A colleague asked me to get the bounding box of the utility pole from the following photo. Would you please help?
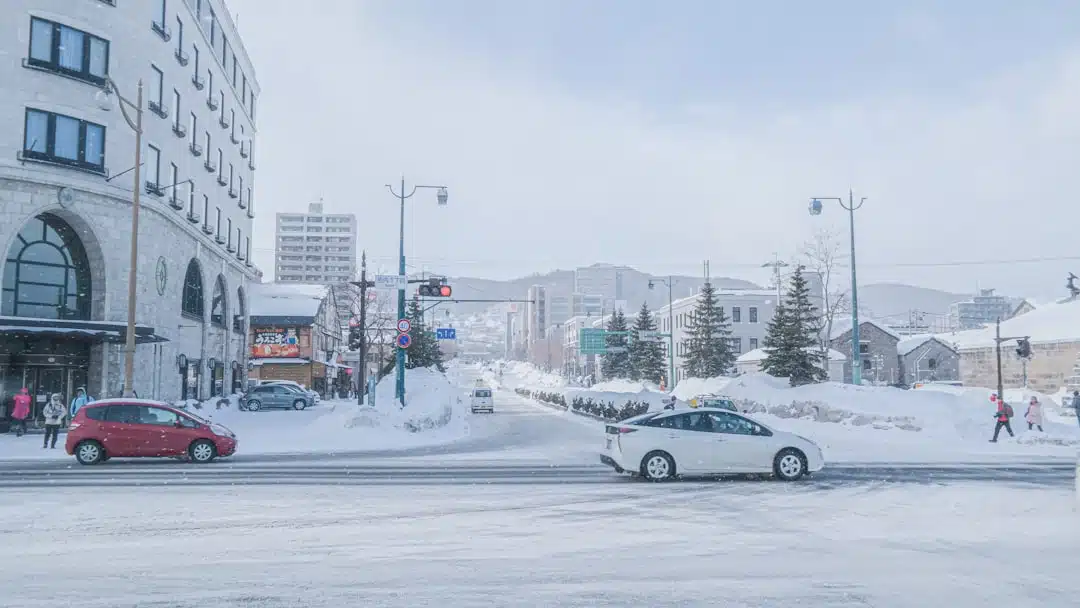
[350,251,375,406]
[761,255,789,305]
[995,317,1032,402]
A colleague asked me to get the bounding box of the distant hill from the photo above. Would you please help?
[856,283,1022,326]
[444,265,759,315]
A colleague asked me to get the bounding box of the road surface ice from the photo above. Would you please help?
[1,479,1077,608]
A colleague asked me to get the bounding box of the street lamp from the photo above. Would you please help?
[809,190,866,385]
[387,178,448,406]
[648,277,676,392]
[98,76,144,397]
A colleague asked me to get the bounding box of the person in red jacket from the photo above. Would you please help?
[11,388,32,438]
[990,399,1015,442]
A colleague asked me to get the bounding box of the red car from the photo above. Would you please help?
[65,399,237,465]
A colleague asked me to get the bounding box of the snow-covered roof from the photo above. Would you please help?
[737,347,846,363]
[896,334,958,356]
[828,316,902,341]
[248,282,329,318]
[949,296,1080,350]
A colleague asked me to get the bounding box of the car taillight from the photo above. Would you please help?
[617,427,637,434]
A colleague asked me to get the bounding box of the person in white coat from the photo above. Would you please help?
[1024,396,1044,432]
[42,393,66,449]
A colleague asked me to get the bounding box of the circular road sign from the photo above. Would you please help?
[397,318,412,333]
[397,333,412,349]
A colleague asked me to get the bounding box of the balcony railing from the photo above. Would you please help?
[172,123,187,138]
[192,74,205,90]
[148,101,169,119]
[189,142,203,157]
[145,181,165,197]
[203,159,217,173]
[174,48,189,67]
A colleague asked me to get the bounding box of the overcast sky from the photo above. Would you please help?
[227,0,1080,300]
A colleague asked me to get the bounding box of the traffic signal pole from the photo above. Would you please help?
[994,317,1032,404]
[357,252,369,406]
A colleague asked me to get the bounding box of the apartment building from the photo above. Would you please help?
[275,201,357,284]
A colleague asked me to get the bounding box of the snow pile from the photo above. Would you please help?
[504,361,565,388]
[173,393,241,411]
[671,376,734,400]
[356,367,468,433]
[590,379,661,393]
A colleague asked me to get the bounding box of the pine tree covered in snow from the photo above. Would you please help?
[600,309,634,379]
[403,295,445,372]
[761,265,826,386]
[629,302,665,383]
[682,282,735,378]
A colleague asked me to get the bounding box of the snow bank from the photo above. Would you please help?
[589,379,660,393]
[671,376,734,400]
[504,361,565,389]
[185,368,470,455]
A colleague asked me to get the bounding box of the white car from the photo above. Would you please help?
[600,408,824,482]
[470,387,494,413]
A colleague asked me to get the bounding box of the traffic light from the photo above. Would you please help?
[347,320,361,350]
[418,279,452,298]
[1015,338,1032,359]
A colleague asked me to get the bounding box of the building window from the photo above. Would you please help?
[226,218,233,250]
[145,144,161,190]
[202,194,210,230]
[859,342,870,355]
[192,45,200,83]
[27,18,109,85]
[749,307,758,323]
[215,207,222,239]
[181,259,204,318]
[149,65,167,118]
[928,358,938,370]
[234,287,246,332]
[749,337,758,350]
[1,213,92,320]
[210,276,226,327]
[732,306,741,323]
[729,337,742,354]
[189,112,197,145]
[175,15,184,56]
[862,358,872,371]
[22,109,106,173]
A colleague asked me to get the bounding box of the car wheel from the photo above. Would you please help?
[75,440,105,465]
[293,399,306,411]
[246,399,261,412]
[189,439,217,463]
[640,451,676,482]
[773,448,808,481]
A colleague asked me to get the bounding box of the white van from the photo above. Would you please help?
[470,386,494,413]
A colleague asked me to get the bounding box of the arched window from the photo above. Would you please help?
[181,260,204,318]
[234,286,246,333]
[210,276,227,327]
[2,213,92,320]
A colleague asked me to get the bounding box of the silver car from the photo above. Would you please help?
[242,384,313,411]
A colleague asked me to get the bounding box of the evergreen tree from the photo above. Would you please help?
[683,282,735,378]
[629,302,665,383]
[600,309,633,379]
[761,265,826,386]
[403,295,445,372]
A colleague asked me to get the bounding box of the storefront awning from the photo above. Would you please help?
[250,357,311,365]
[0,317,169,344]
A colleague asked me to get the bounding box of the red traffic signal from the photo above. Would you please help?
[418,282,452,297]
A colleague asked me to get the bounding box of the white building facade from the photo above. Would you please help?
[656,289,777,383]
[0,0,260,408]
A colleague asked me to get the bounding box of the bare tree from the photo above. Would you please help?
[798,228,849,354]
[364,289,396,375]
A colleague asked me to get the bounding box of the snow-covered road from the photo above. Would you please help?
[2,480,1077,607]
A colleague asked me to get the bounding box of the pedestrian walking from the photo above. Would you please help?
[1024,396,1044,432]
[69,387,93,419]
[990,399,1015,442]
[42,393,65,449]
[11,388,31,437]
[1073,390,1080,428]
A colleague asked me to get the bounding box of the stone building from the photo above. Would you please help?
[0,0,260,412]
[896,335,960,386]
[951,297,1080,393]
[829,318,901,385]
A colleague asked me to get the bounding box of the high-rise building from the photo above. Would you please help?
[525,285,547,346]
[275,201,357,284]
[573,264,629,310]
[0,0,260,402]
[949,289,1013,330]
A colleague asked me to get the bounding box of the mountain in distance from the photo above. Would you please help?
[856,282,1020,326]
[443,265,759,315]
